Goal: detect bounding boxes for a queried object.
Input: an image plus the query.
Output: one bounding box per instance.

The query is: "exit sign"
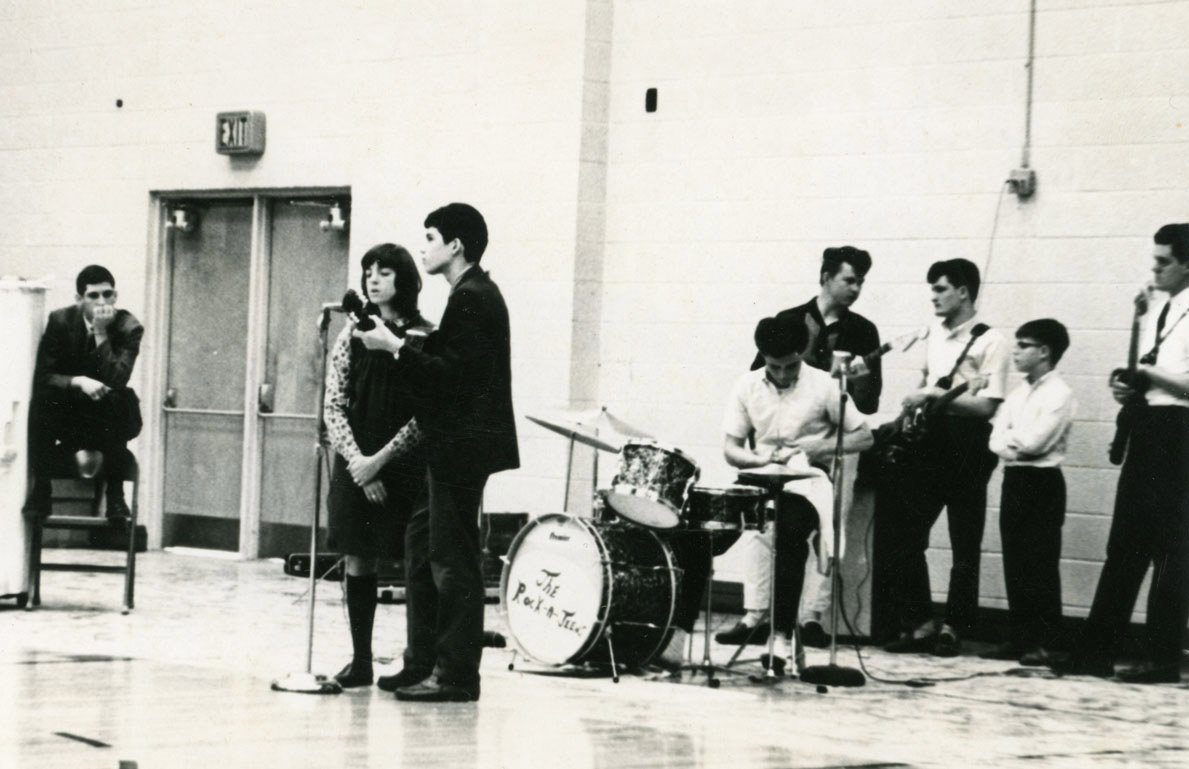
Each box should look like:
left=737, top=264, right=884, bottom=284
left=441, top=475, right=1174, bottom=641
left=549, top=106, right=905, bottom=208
left=216, top=110, right=266, bottom=155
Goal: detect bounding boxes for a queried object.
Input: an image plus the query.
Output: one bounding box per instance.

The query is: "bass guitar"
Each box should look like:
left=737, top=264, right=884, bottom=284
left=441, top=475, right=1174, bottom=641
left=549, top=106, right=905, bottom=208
left=1108, top=287, right=1152, bottom=465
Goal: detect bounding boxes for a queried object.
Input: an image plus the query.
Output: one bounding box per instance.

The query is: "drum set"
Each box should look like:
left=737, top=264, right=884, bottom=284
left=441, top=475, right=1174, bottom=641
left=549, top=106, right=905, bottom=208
left=501, top=414, right=808, bottom=685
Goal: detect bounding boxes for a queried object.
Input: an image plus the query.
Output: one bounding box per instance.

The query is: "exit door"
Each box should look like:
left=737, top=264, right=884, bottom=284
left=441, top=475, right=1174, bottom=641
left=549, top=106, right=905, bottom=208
left=160, top=195, right=350, bottom=557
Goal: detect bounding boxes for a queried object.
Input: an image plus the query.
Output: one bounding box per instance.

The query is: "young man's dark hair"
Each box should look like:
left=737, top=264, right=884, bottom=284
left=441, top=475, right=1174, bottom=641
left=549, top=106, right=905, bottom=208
left=360, top=243, right=421, bottom=319
left=1154, top=223, right=1189, bottom=263
left=1016, top=318, right=1071, bottom=365
left=754, top=314, right=808, bottom=358
left=76, top=264, right=116, bottom=295
left=821, top=246, right=872, bottom=282
left=926, top=258, right=982, bottom=302
left=424, top=203, right=488, bottom=263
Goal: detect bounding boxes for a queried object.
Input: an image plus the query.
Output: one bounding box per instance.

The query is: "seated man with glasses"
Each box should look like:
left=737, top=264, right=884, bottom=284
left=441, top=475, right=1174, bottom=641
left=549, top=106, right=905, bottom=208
left=25, top=264, right=144, bottom=522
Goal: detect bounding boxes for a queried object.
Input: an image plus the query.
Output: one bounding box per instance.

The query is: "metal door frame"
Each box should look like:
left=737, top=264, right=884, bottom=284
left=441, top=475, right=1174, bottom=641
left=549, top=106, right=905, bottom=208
left=142, top=187, right=350, bottom=558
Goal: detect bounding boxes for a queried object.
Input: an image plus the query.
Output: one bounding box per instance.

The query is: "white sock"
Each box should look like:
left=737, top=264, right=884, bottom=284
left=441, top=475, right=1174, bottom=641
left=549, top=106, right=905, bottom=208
left=780, top=633, right=794, bottom=659
left=742, top=610, right=767, bottom=627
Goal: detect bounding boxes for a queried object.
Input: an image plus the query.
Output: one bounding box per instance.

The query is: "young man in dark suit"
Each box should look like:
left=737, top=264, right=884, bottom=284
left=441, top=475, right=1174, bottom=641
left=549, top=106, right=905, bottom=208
left=354, top=203, right=518, bottom=702
left=25, top=264, right=143, bottom=521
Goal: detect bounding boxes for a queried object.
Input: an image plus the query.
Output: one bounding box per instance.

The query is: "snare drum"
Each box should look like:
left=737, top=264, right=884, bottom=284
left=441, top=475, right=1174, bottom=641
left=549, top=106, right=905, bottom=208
left=684, top=484, right=766, bottom=532
left=605, top=440, right=700, bottom=529
left=500, top=514, right=679, bottom=668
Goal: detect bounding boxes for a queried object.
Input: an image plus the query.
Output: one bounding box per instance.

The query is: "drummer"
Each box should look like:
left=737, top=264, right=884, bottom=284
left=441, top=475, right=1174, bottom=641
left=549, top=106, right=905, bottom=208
left=716, top=314, right=873, bottom=669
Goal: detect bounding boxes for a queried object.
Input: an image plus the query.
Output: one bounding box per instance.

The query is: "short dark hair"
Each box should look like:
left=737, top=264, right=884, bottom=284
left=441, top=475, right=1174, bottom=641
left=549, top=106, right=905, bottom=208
left=926, top=258, right=981, bottom=302
left=1016, top=318, right=1070, bottom=365
left=76, top=265, right=115, bottom=295
left=424, top=203, right=488, bottom=263
left=1154, top=223, right=1189, bottom=264
left=360, top=243, right=421, bottom=318
left=754, top=314, right=808, bottom=359
left=821, top=246, right=872, bottom=282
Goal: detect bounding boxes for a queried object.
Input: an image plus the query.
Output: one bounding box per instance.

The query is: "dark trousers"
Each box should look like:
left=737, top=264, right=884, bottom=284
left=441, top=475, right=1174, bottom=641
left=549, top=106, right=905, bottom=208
left=1080, top=406, right=1189, bottom=666
left=26, top=388, right=140, bottom=509
left=772, top=494, right=820, bottom=636
left=1000, top=466, right=1066, bottom=649
left=402, top=465, right=488, bottom=687
left=883, top=416, right=996, bottom=634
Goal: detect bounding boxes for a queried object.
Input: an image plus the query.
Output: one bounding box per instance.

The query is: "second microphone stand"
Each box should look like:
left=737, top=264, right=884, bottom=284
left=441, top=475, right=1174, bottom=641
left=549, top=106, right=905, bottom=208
left=800, top=355, right=865, bottom=688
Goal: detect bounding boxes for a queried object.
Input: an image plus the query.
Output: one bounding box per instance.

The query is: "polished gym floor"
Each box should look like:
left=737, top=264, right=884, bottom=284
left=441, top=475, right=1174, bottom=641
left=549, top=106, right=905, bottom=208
left=2, top=549, right=1187, bottom=769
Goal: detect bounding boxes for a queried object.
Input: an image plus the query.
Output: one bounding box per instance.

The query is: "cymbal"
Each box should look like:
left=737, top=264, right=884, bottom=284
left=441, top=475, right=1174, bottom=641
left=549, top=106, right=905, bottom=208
left=736, top=464, right=821, bottom=483
left=525, top=414, right=621, bottom=453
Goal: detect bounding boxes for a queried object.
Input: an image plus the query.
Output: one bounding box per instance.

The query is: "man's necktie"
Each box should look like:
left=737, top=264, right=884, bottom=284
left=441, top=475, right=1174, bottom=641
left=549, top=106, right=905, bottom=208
left=1156, top=301, right=1170, bottom=338
left=85, top=331, right=97, bottom=353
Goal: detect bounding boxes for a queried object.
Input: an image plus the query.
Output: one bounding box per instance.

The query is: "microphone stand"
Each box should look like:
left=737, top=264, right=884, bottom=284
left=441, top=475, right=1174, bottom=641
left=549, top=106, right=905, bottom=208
left=272, top=307, right=342, bottom=695
left=801, top=354, right=865, bottom=688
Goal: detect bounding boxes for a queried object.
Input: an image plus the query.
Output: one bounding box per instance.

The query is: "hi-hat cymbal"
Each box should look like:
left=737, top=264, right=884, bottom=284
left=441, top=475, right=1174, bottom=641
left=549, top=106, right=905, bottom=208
left=526, top=414, right=621, bottom=453
left=736, top=464, right=821, bottom=485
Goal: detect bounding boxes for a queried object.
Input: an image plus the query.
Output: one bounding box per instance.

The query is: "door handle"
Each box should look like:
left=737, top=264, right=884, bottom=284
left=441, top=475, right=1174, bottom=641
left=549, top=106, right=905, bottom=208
left=164, top=387, right=178, bottom=408
left=258, top=383, right=274, bottom=414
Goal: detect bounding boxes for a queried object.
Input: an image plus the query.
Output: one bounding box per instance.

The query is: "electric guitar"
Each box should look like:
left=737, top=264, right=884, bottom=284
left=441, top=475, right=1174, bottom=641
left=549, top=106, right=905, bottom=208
left=876, top=375, right=988, bottom=470
left=1108, top=287, right=1152, bottom=465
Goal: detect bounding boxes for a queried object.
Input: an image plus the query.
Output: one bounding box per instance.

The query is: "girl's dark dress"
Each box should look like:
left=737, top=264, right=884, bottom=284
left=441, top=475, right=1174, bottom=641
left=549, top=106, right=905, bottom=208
left=325, top=316, right=432, bottom=558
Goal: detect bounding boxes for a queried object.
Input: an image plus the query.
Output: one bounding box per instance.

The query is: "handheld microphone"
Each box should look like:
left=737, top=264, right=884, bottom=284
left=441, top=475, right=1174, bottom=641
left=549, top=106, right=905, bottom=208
left=341, top=289, right=378, bottom=331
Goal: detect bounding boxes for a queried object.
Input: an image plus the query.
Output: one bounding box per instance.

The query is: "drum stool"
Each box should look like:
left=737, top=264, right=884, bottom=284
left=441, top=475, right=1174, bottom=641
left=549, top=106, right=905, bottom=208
left=26, top=449, right=141, bottom=614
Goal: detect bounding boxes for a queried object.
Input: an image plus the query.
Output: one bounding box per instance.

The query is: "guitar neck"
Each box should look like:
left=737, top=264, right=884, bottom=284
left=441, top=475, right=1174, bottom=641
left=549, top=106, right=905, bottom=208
left=862, top=340, right=894, bottom=367
left=1126, top=313, right=1142, bottom=373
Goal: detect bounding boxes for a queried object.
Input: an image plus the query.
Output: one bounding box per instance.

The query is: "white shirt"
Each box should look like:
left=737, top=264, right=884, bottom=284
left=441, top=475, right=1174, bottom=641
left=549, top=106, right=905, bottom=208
left=922, top=315, right=1010, bottom=401
left=989, top=371, right=1076, bottom=467
left=1143, top=289, right=1189, bottom=408
left=723, top=365, right=868, bottom=453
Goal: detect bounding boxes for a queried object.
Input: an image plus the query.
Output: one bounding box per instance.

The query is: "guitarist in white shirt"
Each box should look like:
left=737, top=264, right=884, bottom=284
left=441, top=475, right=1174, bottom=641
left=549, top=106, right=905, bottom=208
left=1057, top=223, right=1189, bottom=684
left=882, top=258, right=1009, bottom=658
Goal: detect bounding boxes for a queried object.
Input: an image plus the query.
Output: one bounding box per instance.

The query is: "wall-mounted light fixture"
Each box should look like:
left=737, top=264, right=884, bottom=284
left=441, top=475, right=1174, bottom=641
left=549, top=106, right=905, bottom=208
left=165, top=205, right=198, bottom=233
left=320, top=202, right=348, bottom=232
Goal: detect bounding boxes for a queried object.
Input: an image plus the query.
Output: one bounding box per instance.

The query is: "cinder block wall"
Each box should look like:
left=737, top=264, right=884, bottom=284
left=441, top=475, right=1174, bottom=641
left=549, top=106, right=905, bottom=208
left=4, top=0, right=1188, bottom=622
left=598, top=0, right=1189, bottom=617
left=0, top=0, right=597, bottom=518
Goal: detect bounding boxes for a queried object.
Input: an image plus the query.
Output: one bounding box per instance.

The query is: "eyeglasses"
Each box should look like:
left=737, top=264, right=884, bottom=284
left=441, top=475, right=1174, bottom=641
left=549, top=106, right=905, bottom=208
left=85, top=290, right=115, bottom=300
left=1014, top=341, right=1042, bottom=350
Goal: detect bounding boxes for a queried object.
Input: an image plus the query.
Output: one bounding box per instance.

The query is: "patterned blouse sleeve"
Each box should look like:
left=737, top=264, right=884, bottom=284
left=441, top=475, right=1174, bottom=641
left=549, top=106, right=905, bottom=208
left=323, top=326, right=362, bottom=461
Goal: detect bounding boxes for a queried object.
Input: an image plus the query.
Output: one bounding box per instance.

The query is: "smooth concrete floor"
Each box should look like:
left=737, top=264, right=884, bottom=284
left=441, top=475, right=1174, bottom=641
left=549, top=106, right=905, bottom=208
left=2, top=549, right=1187, bottom=769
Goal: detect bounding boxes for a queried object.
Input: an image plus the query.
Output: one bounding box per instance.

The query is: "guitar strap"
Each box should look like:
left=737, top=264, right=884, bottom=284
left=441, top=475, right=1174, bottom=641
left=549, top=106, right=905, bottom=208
left=1144, top=301, right=1189, bottom=361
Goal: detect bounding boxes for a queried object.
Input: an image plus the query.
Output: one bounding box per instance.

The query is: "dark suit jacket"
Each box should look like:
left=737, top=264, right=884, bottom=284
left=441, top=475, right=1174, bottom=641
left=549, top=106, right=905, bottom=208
left=396, top=267, right=519, bottom=479
left=34, top=304, right=143, bottom=394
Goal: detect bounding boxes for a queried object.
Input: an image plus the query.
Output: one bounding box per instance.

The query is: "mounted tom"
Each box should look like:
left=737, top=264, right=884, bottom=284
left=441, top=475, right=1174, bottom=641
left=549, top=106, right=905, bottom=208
left=605, top=440, right=699, bottom=529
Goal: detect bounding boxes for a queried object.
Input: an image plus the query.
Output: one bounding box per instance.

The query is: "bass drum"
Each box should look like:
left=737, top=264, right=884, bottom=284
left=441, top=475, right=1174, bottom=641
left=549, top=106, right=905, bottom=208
left=500, top=514, right=679, bottom=668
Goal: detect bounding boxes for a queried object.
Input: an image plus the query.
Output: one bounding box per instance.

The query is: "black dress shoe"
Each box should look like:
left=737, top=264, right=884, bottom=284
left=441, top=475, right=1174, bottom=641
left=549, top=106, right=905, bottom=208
left=334, top=660, right=374, bottom=688
left=1018, top=647, right=1055, bottom=667
left=395, top=677, right=479, bottom=702
left=758, top=654, right=787, bottom=677
left=933, top=630, right=961, bottom=658
left=883, top=633, right=936, bottom=654
left=1050, top=654, right=1113, bottom=678
left=377, top=667, right=432, bottom=692
left=978, top=641, right=1022, bottom=661
left=105, top=498, right=132, bottom=522
left=1116, top=662, right=1181, bottom=684
left=799, top=620, right=830, bottom=649
left=715, top=621, right=769, bottom=645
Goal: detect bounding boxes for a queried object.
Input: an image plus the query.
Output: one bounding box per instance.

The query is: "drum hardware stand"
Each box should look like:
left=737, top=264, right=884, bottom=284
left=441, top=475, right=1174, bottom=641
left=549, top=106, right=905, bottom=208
left=272, top=306, right=342, bottom=696
left=728, top=473, right=811, bottom=684
left=800, top=354, right=866, bottom=689
left=683, top=530, right=754, bottom=689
